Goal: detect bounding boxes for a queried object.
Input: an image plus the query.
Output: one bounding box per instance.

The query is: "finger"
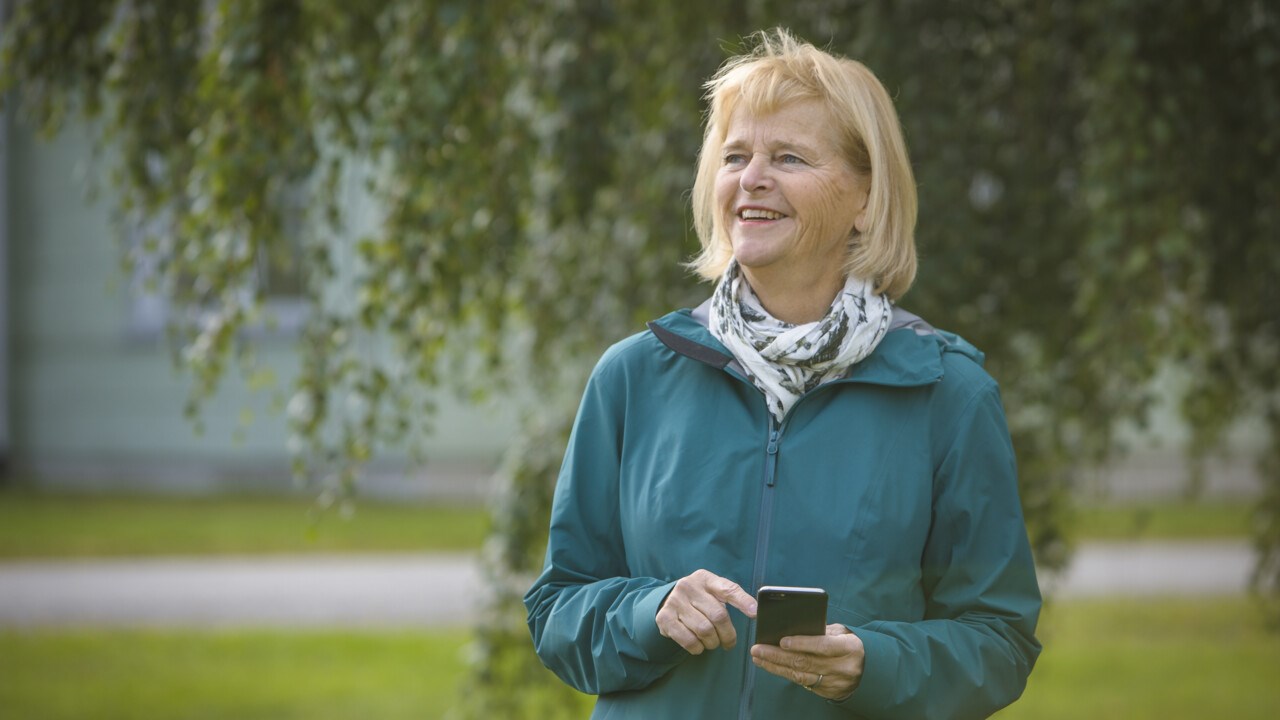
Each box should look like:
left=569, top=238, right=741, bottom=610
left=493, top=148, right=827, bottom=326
left=826, top=623, right=852, bottom=636
left=751, top=653, right=855, bottom=700
left=665, top=622, right=706, bottom=655
left=708, top=577, right=757, bottom=618
left=780, top=633, right=855, bottom=657
left=657, top=604, right=712, bottom=655
left=660, top=574, right=733, bottom=652
left=752, top=643, right=817, bottom=673
left=655, top=605, right=682, bottom=638
left=660, top=571, right=753, bottom=654
left=676, top=604, right=726, bottom=652
left=751, top=653, right=822, bottom=686
left=690, top=597, right=738, bottom=649
left=660, top=604, right=711, bottom=650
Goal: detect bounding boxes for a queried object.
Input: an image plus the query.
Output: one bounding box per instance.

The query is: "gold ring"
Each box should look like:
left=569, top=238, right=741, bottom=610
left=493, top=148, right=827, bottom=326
left=803, top=673, right=824, bottom=691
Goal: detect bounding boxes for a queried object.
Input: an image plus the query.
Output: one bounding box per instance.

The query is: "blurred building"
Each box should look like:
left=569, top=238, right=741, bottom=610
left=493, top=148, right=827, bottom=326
left=2, top=114, right=516, bottom=502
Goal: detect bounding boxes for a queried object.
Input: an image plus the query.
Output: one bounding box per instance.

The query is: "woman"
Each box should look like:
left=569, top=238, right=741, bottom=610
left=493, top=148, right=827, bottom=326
left=525, top=29, right=1041, bottom=719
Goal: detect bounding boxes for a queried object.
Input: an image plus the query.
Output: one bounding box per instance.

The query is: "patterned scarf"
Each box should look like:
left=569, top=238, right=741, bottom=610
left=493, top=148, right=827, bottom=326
left=708, top=260, right=892, bottom=423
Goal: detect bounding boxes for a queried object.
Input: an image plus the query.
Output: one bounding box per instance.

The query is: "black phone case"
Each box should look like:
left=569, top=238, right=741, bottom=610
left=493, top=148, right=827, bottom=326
left=755, top=588, right=827, bottom=645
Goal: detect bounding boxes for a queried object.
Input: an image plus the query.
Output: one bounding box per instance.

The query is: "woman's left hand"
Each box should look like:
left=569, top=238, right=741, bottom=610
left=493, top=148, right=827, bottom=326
left=750, top=623, right=865, bottom=701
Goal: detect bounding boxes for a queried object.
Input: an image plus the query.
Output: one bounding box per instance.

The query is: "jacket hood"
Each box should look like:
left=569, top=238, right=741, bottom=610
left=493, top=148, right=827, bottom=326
left=647, top=302, right=983, bottom=388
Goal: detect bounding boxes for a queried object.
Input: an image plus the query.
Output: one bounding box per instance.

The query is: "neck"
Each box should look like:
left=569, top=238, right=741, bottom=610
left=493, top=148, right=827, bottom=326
left=741, top=265, right=845, bottom=324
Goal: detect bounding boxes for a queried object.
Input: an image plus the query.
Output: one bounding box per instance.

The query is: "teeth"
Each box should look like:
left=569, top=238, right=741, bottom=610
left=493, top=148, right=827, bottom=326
left=740, top=208, right=783, bottom=220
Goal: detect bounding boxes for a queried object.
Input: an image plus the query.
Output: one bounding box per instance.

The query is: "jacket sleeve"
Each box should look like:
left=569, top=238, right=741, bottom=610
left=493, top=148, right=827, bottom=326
left=523, top=357, right=687, bottom=695
left=834, top=382, right=1042, bottom=719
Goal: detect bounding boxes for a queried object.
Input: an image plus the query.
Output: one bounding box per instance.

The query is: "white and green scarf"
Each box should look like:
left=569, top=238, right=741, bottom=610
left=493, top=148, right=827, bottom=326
left=708, top=260, right=892, bottom=423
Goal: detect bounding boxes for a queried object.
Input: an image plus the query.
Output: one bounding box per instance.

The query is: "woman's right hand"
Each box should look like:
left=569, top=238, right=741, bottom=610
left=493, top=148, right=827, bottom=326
left=656, top=569, right=758, bottom=655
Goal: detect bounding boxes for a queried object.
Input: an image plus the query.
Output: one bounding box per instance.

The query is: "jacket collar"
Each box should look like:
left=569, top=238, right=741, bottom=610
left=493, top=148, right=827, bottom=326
left=646, top=301, right=972, bottom=388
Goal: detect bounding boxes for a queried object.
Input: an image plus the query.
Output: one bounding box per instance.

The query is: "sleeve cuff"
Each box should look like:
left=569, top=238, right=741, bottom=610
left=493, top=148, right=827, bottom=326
left=629, top=580, right=684, bottom=663
left=829, top=623, right=900, bottom=715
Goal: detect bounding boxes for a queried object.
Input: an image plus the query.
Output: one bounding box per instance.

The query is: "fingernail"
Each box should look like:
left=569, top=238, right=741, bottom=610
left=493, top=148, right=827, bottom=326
left=781, top=639, right=791, bottom=650
left=748, top=602, right=758, bottom=614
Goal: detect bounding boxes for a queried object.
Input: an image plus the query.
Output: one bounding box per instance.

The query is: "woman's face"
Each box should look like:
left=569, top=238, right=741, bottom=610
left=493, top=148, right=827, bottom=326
left=715, top=100, right=868, bottom=284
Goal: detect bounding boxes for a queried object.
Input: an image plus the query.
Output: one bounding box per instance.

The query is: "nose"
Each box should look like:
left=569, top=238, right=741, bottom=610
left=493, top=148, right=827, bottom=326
left=739, top=154, right=773, bottom=193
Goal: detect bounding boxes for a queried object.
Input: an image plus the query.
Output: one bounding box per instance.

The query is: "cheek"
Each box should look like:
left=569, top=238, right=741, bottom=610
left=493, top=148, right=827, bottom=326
left=714, top=173, right=737, bottom=216
left=794, top=177, right=859, bottom=251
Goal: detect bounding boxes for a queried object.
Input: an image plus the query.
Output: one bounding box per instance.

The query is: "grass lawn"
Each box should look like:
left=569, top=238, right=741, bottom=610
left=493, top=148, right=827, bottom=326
left=1, top=598, right=1276, bottom=719
left=1072, top=500, right=1253, bottom=541
left=0, top=628, right=473, bottom=720
left=995, top=597, right=1280, bottom=719
left=0, top=490, right=489, bottom=558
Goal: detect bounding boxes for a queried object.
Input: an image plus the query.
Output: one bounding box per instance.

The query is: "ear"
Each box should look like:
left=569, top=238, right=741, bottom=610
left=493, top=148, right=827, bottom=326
left=854, top=210, right=869, bottom=234
left=853, top=187, right=870, bottom=234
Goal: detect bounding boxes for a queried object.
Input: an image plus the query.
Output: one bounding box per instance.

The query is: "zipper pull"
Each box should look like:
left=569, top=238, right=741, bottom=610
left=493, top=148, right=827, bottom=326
left=767, top=429, right=780, bottom=455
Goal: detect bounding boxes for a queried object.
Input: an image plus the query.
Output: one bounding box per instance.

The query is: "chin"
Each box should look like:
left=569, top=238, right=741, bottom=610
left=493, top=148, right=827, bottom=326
left=731, top=245, right=784, bottom=271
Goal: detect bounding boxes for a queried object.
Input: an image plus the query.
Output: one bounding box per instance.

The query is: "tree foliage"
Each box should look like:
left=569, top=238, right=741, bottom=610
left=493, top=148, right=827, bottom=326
left=4, top=0, right=1278, bottom=713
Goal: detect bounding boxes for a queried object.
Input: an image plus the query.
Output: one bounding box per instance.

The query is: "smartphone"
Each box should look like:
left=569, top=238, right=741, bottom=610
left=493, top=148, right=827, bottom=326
left=754, top=585, right=828, bottom=646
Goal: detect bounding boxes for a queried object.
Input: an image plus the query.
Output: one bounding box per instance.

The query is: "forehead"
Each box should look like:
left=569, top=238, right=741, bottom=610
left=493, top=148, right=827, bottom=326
left=721, top=99, right=840, bottom=150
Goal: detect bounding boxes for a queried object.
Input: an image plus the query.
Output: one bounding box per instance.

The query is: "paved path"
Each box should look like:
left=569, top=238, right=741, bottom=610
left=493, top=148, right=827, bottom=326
left=1047, top=540, right=1253, bottom=598
left=0, top=553, right=483, bottom=628
left=0, top=541, right=1255, bottom=628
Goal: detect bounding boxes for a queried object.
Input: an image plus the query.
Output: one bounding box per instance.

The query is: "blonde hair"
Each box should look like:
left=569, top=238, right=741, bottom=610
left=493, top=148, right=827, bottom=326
left=688, top=28, right=918, bottom=301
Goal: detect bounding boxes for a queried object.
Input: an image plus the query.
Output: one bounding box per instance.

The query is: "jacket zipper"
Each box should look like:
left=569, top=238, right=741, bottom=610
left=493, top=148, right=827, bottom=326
left=718, top=361, right=888, bottom=717
left=739, top=418, right=783, bottom=720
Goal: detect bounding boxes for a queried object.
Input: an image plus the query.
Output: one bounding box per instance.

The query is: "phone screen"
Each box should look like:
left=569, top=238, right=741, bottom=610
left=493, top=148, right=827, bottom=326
left=754, top=585, right=828, bottom=646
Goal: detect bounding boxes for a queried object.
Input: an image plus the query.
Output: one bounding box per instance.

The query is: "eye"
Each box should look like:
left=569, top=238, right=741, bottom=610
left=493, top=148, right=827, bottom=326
left=780, top=154, right=806, bottom=165
left=723, top=153, right=746, bottom=165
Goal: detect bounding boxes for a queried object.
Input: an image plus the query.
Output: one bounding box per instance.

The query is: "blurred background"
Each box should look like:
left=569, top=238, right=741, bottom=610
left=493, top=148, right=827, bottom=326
left=1, top=1, right=1277, bottom=718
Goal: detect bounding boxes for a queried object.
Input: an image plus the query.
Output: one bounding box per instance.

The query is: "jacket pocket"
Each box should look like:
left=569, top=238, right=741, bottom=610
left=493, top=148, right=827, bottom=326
left=835, top=453, right=932, bottom=622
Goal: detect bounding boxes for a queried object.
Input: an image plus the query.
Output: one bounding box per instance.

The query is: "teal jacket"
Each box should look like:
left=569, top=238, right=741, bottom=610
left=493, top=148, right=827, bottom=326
left=525, top=305, right=1041, bottom=719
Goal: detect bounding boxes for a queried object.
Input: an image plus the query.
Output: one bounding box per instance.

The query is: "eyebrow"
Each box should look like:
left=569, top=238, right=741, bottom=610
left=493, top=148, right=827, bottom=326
left=720, top=138, right=821, bottom=156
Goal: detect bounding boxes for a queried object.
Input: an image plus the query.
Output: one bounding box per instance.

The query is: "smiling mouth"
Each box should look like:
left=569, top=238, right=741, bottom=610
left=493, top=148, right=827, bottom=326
left=738, top=208, right=786, bottom=221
